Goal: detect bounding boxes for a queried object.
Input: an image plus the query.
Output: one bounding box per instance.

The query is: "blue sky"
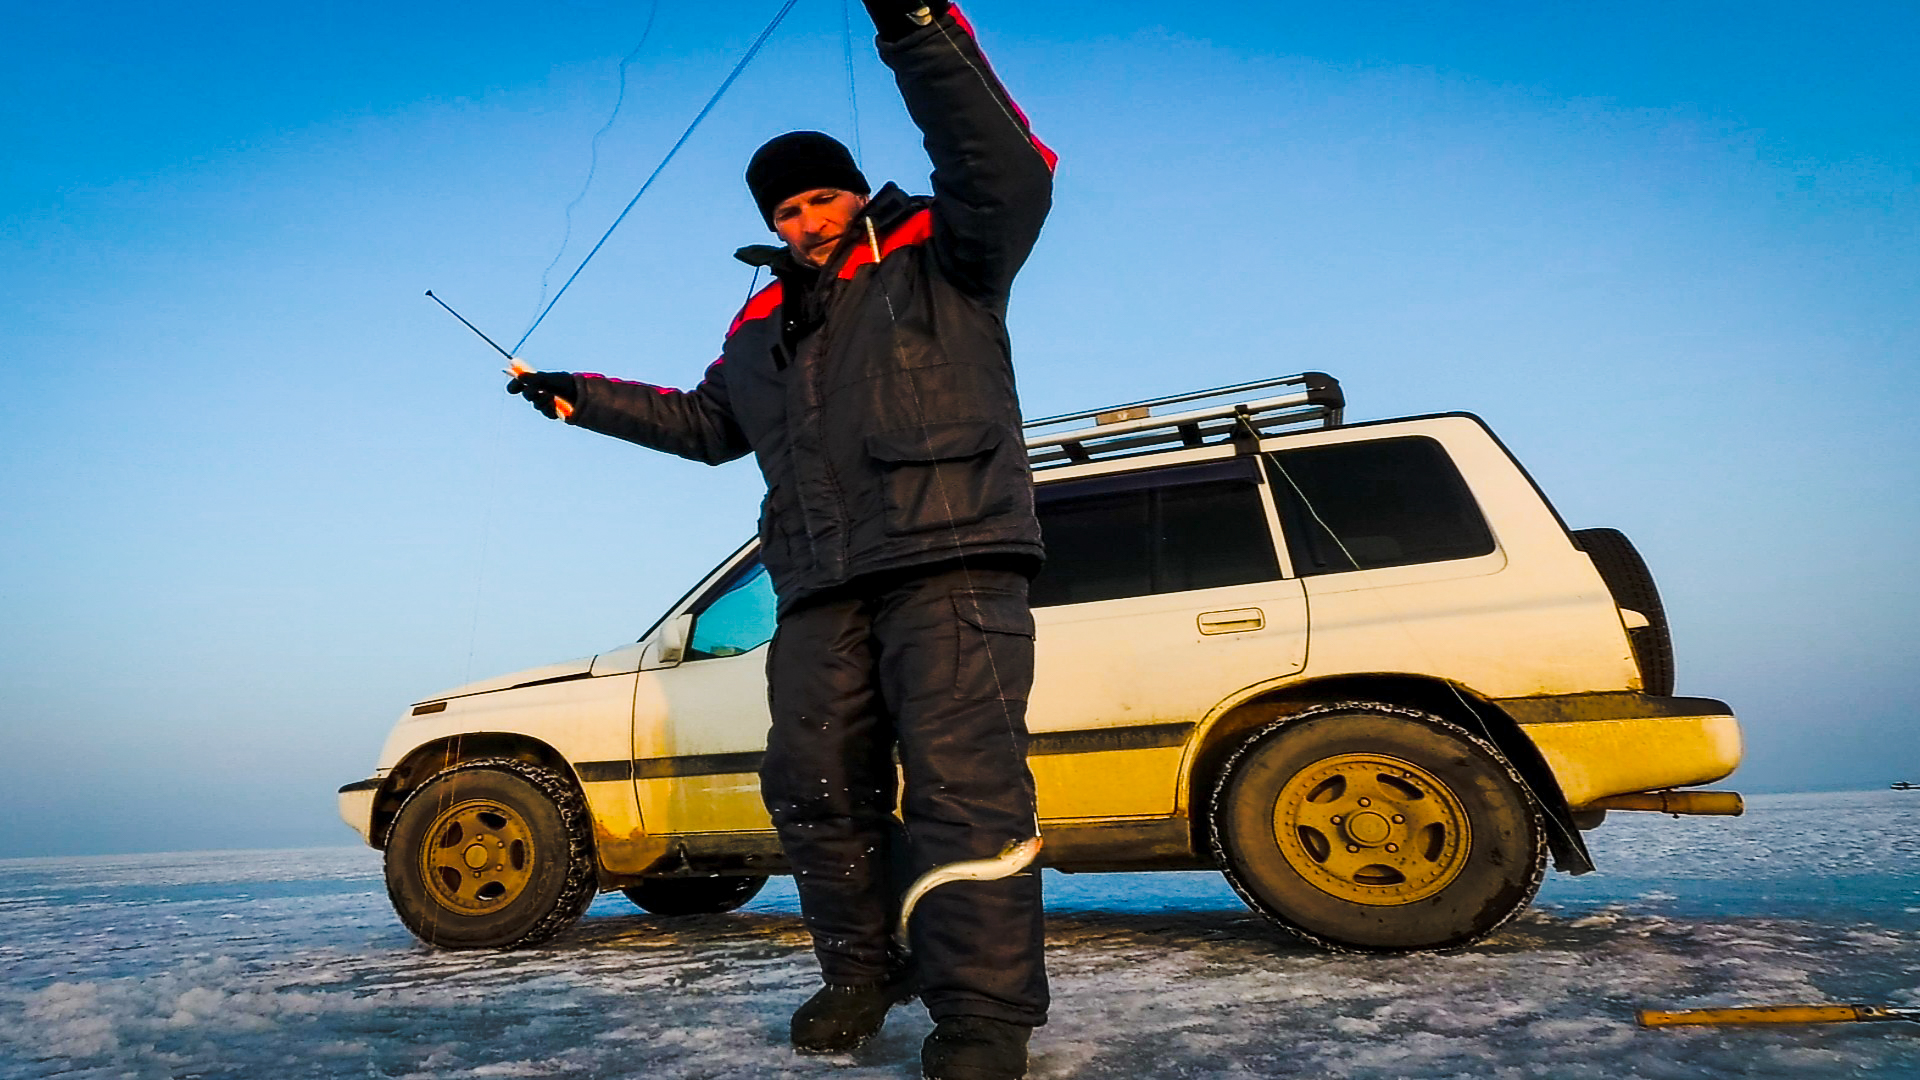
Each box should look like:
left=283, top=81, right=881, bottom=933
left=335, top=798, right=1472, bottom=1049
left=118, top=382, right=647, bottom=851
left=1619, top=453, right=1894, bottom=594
left=3, top=0, right=1915, bottom=857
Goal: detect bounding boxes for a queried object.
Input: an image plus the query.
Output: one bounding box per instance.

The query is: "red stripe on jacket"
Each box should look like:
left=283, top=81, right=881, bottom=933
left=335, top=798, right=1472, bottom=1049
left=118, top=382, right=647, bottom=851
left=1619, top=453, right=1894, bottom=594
left=836, top=208, right=935, bottom=280
left=724, top=209, right=936, bottom=339
left=727, top=280, right=785, bottom=339
left=947, top=5, right=1058, bottom=172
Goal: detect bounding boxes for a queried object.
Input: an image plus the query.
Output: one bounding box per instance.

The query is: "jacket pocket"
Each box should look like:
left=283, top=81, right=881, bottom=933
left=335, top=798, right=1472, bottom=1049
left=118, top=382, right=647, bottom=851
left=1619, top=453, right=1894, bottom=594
left=865, top=421, right=1018, bottom=536
left=951, top=587, right=1035, bottom=702
left=758, top=484, right=801, bottom=572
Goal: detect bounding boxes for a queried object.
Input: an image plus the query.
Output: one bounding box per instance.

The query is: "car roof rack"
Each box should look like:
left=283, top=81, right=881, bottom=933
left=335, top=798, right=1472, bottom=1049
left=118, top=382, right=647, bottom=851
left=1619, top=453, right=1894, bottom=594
left=1023, top=372, right=1343, bottom=470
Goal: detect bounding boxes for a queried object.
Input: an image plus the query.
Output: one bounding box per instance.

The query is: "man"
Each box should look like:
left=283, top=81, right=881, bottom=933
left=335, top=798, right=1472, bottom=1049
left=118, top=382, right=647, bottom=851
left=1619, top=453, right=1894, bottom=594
left=508, top=3, right=1054, bottom=1077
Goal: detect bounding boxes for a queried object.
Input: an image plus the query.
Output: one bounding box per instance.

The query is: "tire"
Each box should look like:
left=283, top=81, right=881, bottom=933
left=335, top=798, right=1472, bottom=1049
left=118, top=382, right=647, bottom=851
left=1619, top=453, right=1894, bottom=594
left=621, top=875, right=769, bottom=916
left=383, top=757, right=598, bottom=949
left=1210, top=702, right=1546, bottom=952
left=1572, top=527, right=1675, bottom=696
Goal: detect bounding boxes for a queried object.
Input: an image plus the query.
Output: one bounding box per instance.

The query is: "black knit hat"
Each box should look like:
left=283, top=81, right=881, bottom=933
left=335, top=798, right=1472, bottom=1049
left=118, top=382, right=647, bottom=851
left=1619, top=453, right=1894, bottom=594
left=746, top=132, right=870, bottom=228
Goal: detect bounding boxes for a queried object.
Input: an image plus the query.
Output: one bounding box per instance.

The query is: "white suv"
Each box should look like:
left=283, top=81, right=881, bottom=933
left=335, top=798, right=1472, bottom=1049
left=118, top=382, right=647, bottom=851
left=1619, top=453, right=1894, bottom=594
left=341, top=373, right=1742, bottom=953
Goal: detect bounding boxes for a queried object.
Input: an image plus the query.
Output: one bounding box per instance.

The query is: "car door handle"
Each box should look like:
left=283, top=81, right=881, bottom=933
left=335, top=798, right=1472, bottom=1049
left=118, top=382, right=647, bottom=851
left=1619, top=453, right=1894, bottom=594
left=1198, top=608, right=1265, bottom=635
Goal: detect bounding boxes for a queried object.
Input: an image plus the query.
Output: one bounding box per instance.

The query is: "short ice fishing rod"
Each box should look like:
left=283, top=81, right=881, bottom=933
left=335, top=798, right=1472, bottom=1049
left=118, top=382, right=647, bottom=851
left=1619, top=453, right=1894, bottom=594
left=423, top=3, right=802, bottom=417
left=426, top=290, right=572, bottom=419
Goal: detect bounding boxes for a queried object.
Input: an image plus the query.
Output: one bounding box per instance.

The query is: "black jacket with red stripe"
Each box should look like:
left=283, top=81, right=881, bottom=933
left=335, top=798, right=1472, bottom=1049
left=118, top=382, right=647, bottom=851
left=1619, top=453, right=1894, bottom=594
left=564, top=9, right=1054, bottom=611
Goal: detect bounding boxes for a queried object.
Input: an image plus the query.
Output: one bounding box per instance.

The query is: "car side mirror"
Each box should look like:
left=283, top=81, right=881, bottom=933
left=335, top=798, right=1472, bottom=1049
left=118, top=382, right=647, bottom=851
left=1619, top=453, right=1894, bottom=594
left=649, top=612, right=694, bottom=669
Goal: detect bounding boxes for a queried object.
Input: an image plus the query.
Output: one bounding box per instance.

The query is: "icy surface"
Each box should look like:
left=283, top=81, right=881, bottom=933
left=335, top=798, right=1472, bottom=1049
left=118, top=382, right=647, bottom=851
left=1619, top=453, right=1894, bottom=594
left=2, top=790, right=1915, bottom=1078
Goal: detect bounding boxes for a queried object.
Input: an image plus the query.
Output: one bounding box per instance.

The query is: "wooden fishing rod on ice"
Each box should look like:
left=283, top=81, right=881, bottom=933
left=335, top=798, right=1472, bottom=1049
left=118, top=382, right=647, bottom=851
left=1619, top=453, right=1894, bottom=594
left=1640, top=1004, right=1919, bottom=1028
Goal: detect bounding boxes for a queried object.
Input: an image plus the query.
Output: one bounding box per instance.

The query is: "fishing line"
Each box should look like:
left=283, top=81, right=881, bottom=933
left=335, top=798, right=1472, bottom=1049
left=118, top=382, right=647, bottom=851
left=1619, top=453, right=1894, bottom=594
left=460, top=392, right=515, bottom=687
left=866, top=216, right=1043, bottom=948
left=901, top=15, right=1057, bottom=844
left=513, top=0, right=804, bottom=356
left=841, top=0, right=864, bottom=167
left=421, top=291, right=523, bottom=689
left=930, top=16, right=1038, bottom=161
left=867, top=16, right=1063, bottom=945
left=411, top=2, right=798, bottom=947
left=530, top=2, right=662, bottom=326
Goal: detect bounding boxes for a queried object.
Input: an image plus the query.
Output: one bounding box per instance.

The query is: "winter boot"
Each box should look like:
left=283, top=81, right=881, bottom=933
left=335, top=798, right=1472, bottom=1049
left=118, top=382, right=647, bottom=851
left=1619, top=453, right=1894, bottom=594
left=790, top=976, right=915, bottom=1054
left=921, top=1016, right=1032, bottom=1080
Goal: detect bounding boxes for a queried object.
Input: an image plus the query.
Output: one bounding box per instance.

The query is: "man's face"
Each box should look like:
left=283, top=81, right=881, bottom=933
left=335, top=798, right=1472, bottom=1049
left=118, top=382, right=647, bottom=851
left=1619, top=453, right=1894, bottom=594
left=771, top=188, right=869, bottom=267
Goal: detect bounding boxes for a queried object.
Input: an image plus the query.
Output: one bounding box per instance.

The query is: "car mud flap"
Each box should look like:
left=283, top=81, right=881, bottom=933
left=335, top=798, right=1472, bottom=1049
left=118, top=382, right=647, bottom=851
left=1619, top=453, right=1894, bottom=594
left=1466, top=698, right=1596, bottom=875
left=1542, top=795, right=1596, bottom=874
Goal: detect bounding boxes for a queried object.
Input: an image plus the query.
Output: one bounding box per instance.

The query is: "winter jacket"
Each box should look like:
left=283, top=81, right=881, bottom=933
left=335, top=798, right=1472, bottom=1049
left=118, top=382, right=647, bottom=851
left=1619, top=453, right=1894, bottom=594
left=565, top=9, right=1055, bottom=611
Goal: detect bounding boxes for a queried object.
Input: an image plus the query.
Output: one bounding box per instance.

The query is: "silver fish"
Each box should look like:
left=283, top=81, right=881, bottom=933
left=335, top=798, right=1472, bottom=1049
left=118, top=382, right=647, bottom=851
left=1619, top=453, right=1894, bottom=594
left=895, top=836, right=1043, bottom=948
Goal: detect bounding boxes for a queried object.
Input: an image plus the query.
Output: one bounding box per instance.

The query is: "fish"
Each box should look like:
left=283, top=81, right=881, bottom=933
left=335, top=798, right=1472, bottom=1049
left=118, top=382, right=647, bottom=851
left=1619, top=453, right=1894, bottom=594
left=895, top=836, right=1043, bottom=948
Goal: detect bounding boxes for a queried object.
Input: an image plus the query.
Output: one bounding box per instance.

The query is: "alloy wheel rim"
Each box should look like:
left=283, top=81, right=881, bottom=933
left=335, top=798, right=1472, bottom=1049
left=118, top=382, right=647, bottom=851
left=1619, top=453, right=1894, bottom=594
left=1271, top=752, right=1471, bottom=906
left=418, top=798, right=537, bottom=914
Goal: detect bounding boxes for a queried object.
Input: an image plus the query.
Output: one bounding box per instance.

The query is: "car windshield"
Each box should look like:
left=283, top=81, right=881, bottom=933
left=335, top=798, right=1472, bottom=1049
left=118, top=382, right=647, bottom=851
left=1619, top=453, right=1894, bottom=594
left=685, top=560, right=777, bottom=660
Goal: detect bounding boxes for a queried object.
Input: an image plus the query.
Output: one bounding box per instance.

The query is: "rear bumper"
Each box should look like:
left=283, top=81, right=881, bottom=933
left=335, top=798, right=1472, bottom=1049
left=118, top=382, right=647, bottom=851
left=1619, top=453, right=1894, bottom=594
left=337, top=778, right=381, bottom=846
left=1498, top=693, right=1742, bottom=809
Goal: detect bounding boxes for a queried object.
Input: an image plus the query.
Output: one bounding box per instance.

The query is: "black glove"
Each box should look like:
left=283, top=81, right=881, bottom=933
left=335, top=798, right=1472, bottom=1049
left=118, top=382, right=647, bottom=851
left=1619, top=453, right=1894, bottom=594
left=860, top=0, right=949, bottom=41
left=507, top=370, right=578, bottom=420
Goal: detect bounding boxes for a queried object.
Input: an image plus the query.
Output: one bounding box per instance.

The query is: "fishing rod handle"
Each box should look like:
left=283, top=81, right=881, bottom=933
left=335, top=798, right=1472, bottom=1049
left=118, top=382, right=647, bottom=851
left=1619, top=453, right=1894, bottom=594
left=509, top=360, right=575, bottom=420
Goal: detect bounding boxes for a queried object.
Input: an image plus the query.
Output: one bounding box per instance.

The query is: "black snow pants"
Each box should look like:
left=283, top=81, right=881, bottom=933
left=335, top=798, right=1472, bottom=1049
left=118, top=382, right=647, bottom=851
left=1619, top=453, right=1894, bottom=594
left=759, top=561, right=1049, bottom=1027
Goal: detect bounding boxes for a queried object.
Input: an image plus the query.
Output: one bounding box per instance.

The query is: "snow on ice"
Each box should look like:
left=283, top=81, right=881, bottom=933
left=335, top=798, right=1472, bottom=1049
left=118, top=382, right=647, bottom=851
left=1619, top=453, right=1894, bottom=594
left=1, top=790, right=1915, bottom=1078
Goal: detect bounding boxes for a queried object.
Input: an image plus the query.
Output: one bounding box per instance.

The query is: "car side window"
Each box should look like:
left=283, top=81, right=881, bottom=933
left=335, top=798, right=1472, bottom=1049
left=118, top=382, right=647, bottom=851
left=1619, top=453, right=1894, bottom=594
left=685, top=560, right=777, bottom=660
left=1265, top=435, right=1495, bottom=575
left=1031, top=459, right=1281, bottom=608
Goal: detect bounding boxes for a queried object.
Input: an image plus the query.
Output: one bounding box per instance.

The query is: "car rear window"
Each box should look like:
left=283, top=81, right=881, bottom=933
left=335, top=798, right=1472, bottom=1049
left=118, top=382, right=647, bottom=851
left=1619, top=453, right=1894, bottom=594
left=1264, top=436, right=1495, bottom=574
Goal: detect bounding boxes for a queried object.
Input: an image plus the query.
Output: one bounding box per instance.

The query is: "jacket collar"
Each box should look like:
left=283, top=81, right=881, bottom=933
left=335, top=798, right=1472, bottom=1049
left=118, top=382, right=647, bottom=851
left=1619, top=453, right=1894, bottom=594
left=732, top=183, right=922, bottom=276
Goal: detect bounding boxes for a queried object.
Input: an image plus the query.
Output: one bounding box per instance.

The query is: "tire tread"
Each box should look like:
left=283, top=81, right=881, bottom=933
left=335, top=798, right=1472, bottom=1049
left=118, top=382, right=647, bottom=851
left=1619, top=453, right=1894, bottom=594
left=1208, top=700, right=1547, bottom=953
left=384, top=756, right=598, bottom=949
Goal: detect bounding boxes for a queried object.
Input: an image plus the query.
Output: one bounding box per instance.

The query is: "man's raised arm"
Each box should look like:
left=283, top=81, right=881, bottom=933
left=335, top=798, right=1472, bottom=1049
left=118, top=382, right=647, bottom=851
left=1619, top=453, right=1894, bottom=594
left=865, top=1, right=1056, bottom=301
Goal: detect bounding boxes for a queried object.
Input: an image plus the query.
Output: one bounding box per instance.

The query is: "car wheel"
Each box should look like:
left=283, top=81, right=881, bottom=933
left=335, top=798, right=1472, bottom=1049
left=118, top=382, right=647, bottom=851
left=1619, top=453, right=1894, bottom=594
left=384, top=757, right=597, bottom=949
left=621, top=875, right=769, bottom=916
left=1211, top=701, right=1545, bottom=951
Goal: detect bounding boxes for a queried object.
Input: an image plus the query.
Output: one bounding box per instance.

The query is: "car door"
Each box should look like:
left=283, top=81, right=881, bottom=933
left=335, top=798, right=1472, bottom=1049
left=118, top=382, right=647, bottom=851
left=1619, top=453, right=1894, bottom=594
left=631, top=554, right=781, bottom=838
left=1025, top=456, right=1308, bottom=822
